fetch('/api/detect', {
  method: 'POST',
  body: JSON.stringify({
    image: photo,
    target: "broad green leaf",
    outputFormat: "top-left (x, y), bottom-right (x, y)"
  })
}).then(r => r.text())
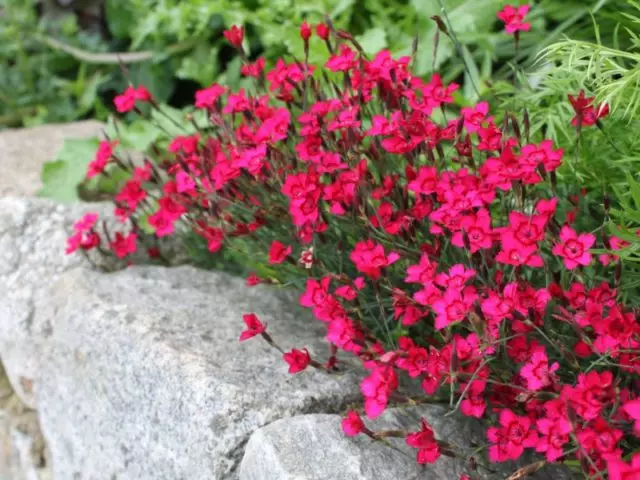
top-left (105, 0), bottom-right (137, 39)
top-left (176, 45), bottom-right (220, 86)
top-left (357, 28), bottom-right (388, 55)
top-left (128, 61), bottom-right (176, 105)
top-left (38, 137), bottom-right (100, 203)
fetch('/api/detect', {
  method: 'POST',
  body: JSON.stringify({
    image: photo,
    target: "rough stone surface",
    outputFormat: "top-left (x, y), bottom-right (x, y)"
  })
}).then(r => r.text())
top-left (0, 121), bottom-right (104, 197)
top-left (0, 198), bottom-right (109, 407)
top-left (0, 197), bottom-right (185, 408)
top-left (239, 406), bottom-right (575, 480)
top-left (33, 265), bottom-right (359, 479)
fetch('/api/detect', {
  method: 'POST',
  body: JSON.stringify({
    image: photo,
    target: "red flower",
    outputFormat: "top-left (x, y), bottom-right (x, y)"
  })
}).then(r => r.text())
top-left (487, 409), bottom-right (538, 462)
top-left (246, 273), bottom-right (262, 287)
top-left (406, 418), bottom-right (441, 464)
top-left (283, 348), bottom-right (311, 373)
top-left (552, 225), bottom-right (595, 270)
top-left (269, 240), bottom-right (292, 264)
top-left (239, 313), bottom-right (266, 341)
top-left (223, 25), bottom-right (244, 48)
top-left (497, 4), bottom-right (531, 34)
top-left (241, 58), bottom-right (265, 78)
top-left (568, 91), bottom-right (609, 127)
top-left (341, 411), bottom-right (365, 437)
top-left (110, 232), bottom-right (138, 259)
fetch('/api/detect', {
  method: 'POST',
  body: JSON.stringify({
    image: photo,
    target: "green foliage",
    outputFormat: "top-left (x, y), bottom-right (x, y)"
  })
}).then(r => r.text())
top-left (38, 137), bottom-right (100, 203)
top-left (2, 0), bottom-right (628, 129)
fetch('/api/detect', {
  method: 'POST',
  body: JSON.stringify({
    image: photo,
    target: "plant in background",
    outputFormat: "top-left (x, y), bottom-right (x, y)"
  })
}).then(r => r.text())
top-left (4, 0), bottom-right (633, 130)
top-left (67, 15), bottom-right (640, 477)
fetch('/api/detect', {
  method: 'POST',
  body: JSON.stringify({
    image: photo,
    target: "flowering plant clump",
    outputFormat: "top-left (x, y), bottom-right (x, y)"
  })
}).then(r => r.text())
top-left (69, 16), bottom-right (638, 479)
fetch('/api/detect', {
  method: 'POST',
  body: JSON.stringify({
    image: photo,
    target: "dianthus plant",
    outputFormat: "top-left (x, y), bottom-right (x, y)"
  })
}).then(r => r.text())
top-left (69, 19), bottom-right (640, 479)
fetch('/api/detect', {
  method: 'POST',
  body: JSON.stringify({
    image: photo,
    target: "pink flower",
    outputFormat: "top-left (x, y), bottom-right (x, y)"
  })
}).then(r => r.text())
top-left (341, 411), bottom-right (365, 437)
top-left (622, 399), bottom-right (640, 434)
top-left (283, 348), bottom-right (311, 373)
top-left (148, 209), bottom-right (176, 237)
top-left (496, 242), bottom-right (544, 268)
top-left (325, 45), bottom-right (356, 72)
top-left (327, 317), bottom-right (363, 353)
top-left (521, 140), bottom-right (563, 173)
top-left (115, 179), bottom-right (147, 212)
top-left (406, 418), bottom-right (441, 464)
top-left (87, 141), bottom-right (117, 178)
top-left (608, 453), bottom-right (640, 480)
top-left (460, 380), bottom-right (487, 418)
top-left (223, 25), bottom-right (244, 48)
top-left (360, 366), bottom-right (398, 418)
top-left (451, 208), bottom-right (494, 253)
top-left (552, 225), bottom-right (595, 270)
top-left (405, 254), bottom-right (436, 285)
top-left (497, 5), bottom-right (531, 34)
top-left (176, 170), bottom-right (196, 194)
top-left (350, 240), bottom-right (400, 279)
top-left (536, 417), bottom-right (572, 462)
top-left (73, 213), bottom-right (99, 232)
top-left (194, 84), bottom-right (226, 109)
top-left (239, 313), bottom-right (266, 341)
top-left (520, 350), bottom-right (559, 391)
top-left (241, 58), bottom-right (265, 78)
top-left (300, 277), bottom-right (331, 308)
top-left (432, 287), bottom-right (477, 330)
top-left (461, 101), bottom-right (489, 133)
top-left (269, 240), bottom-right (292, 264)
top-left (487, 409), bottom-right (538, 462)
top-left (434, 264), bottom-right (476, 289)
top-left (562, 370), bottom-right (615, 420)
top-left (114, 85), bottom-right (152, 113)
top-left (407, 166), bottom-right (438, 195)
top-left (599, 236), bottom-right (629, 266)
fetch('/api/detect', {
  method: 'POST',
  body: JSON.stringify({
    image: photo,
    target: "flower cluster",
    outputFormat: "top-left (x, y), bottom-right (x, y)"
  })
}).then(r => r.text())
top-left (71, 18), bottom-right (635, 479)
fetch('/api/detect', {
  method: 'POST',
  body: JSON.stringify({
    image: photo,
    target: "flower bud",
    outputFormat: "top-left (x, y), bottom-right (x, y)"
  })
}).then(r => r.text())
top-left (223, 25), bottom-right (244, 48)
top-left (316, 22), bottom-right (330, 40)
top-left (300, 21), bottom-right (312, 41)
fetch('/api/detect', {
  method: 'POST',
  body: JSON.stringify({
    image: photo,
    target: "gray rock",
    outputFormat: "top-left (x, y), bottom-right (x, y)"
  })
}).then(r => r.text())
top-left (35, 265), bottom-right (360, 479)
top-left (0, 197), bottom-right (185, 407)
top-left (239, 406), bottom-right (575, 480)
top-left (0, 198), bottom-right (109, 407)
top-left (0, 121), bottom-right (104, 197)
